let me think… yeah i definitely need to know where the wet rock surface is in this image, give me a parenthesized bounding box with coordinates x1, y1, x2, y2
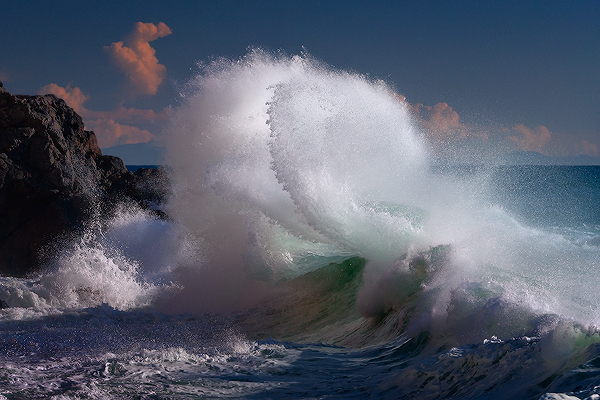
(0, 82, 169, 276)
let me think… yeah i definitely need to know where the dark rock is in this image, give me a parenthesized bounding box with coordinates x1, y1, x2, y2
(0, 83, 170, 277)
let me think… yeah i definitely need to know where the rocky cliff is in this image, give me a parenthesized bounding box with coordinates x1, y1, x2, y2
(0, 82, 168, 277)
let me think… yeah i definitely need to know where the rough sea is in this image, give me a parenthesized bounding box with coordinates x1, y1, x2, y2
(1, 51, 600, 399)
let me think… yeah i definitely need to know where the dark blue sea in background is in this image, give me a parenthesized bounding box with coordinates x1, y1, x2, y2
(1, 52, 600, 399)
(125, 165, 160, 173)
(484, 166, 600, 230)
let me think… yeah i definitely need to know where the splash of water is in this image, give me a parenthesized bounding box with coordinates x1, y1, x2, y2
(161, 49, 600, 334)
(0, 207, 195, 316)
(162, 49, 443, 311)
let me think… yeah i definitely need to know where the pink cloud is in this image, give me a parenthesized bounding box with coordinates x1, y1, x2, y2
(104, 22, 172, 96)
(39, 83, 168, 123)
(38, 83, 90, 114)
(581, 139, 598, 156)
(402, 95, 600, 159)
(413, 102, 461, 133)
(402, 96, 600, 160)
(508, 124, 552, 153)
(402, 97, 487, 144)
(86, 119, 153, 148)
(0, 70, 8, 82)
(95, 106, 169, 124)
(38, 83, 166, 147)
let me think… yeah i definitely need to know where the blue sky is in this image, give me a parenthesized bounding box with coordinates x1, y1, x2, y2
(1, 1, 599, 162)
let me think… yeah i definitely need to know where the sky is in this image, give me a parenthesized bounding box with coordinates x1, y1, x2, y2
(1, 0, 599, 164)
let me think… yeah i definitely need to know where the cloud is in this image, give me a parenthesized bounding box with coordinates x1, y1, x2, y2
(39, 83, 90, 114)
(0, 70, 8, 82)
(412, 102, 464, 139)
(96, 106, 169, 124)
(86, 119, 153, 148)
(414, 102, 460, 130)
(400, 96, 488, 145)
(104, 22, 172, 96)
(400, 95, 600, 161)
(581, 139, 598, 156)
(38, 83, 165, 147)
(38, 23, 172, 148)
(508, 124, 552, 153)
(40, 83, 168, 122)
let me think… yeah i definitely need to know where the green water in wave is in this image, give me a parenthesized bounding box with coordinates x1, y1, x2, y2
(238, 257, 367, 345)
(239, 246, 451, 348)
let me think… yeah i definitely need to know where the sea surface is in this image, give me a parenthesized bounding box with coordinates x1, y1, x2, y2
(1, 51, 600, 399)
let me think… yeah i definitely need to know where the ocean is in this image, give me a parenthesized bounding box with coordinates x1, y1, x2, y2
(1, 51, 600, 399)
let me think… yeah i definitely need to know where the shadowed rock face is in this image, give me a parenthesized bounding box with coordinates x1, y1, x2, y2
(0, 82, 169, 276)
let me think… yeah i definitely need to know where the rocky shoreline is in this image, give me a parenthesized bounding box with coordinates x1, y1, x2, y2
(0, 82, 169, 277)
